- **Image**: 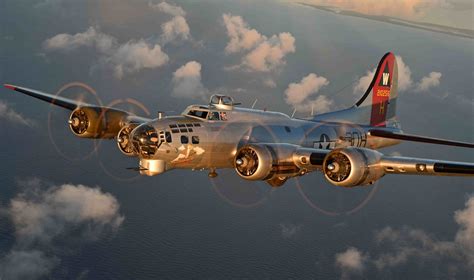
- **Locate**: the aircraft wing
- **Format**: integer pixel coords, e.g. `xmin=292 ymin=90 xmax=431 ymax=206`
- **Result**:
xmin=233 ymin=143 xmax=473 ymax=187
xmin=3 ymin=84 xmax=152 ymax=139
xmin=369 ymin=129 xmax=474 ymax=148
xmin=4 ymin=84 xmax=95 ymax=110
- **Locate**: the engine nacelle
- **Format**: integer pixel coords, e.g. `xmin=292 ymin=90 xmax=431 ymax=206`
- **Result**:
xmin=234 ymin=144 xmax=319 ymax=182
xmin=68 ymin=106 xmax=126 ymax=139
xmin=322 ymin=147 xmax=385 ymax=187
xmin=116 ymin=124 xmax=138 ymax=156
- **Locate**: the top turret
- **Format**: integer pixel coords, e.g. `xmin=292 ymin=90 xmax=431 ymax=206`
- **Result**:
xmin=209 ymin=94 xmax=237 ymax=110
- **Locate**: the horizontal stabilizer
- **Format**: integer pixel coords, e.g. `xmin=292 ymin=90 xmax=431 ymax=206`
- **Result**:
xmin=369 ymin=129 xmax=474 ymax=148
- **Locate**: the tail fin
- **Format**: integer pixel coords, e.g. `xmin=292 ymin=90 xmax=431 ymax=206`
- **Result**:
xmin=355 ymin=52 xmax=398 ymax=127
xmin=312 ymin=52 xmax=399 ymax=128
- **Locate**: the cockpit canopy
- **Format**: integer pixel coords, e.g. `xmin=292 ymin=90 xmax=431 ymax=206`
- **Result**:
xmin=182 ymin=94 xmax=236 ymax=121
xmin=184 ymin=107 xmax=229 ymax=121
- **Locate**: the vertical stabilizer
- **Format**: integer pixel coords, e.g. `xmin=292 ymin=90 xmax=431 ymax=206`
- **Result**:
xmin=313 ymin=52 xmax=399 ymax=128
xmin=355 ymin=52 xmax=398 ymax=127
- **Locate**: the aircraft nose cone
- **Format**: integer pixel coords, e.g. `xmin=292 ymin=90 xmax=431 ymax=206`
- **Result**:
xmin=236 ymin=158 xmax=244 ymax=166
xmin=130 ymin=123 xmax=159 ymax=157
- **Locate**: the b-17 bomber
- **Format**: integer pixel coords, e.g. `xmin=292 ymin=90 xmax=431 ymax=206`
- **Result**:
xmin=5 ymin=52 xmax=473 ymax=187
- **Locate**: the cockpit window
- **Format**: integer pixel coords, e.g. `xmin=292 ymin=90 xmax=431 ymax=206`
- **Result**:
xmin=207 ymin=111 xmax=228 ymax=121
xmin=187 ymin=110 xmax=208 ymax=119
xmin=165 ymin=131 xmax=172 ymax=143
xmin=208 ymin=111 xmax=220 ymax=121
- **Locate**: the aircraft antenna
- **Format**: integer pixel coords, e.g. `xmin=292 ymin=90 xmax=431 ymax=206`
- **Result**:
xmin=291 ymin=108 xmax=297 ymax=118
xmin=251 ymin=99 xmax=258 ymax=109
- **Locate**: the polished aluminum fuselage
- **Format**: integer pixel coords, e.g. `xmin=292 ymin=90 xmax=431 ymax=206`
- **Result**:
xmin=141 ymin=106 xmax=401 ymax=172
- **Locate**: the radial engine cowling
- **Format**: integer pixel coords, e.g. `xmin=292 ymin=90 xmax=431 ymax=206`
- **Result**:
xmin=68 ymin=106 xmax=126 ymax=139
xmin=116 ymin=124 xmax=138 ymax=156
xmin=323 ymin=147 xmax=385 ymax=187
xmin=234 ymin=144 xmax=314 ymax=181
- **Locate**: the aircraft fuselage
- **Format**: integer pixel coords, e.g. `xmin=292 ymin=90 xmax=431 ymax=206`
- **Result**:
xmin=133 ymin=106 xmax=401 ymax=176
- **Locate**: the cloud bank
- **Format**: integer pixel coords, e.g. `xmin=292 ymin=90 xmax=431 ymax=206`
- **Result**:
xmin=223 ymin=14 xmax=296 ymax=72
xmin=44 ymin=27 xmax=169 ymax=79
xmin=0 ymin=180 xmax=124 ymax=280
xmin=335 ymin=195 xmax=474 ymax=278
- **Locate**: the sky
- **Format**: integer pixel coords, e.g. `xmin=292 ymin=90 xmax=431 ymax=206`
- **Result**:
xmin=0 ymin=0 xmax=473 ymax=279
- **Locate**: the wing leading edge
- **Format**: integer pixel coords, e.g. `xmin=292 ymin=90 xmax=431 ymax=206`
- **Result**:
xmin=3 ymin=84 xmax=152 ymax=139
xmin=4 ymin=84 xmax=94 ymax=110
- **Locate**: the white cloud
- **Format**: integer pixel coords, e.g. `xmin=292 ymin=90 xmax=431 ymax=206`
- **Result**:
xmin=0 ymin=100 xmax=34 ymax=127
xmin=285 ymin=73 xmax=329 ymax=106
xmin=149 ymin=1 xmax=186 ymax=17
xmin=290 ymin=95 xmax=334 ymax=115
xmin=243 ymin=32 xmax=295 ymax=72
xmin=149 ymin=2 xmax=191 ymax=44
xmin=415 ymin=71 xmax=442 ymax=92
xmin=454 ymin=195 xmax=474 ymax=265
xmin=353 ymin=68 xmax=375 ymax=95
xmin=109 ymin=40 xmax=169 ymax=79
xmin=335 ymin=195 xmax=474 ymax=276
xmin=172 ymin=61 xmax=208 ymax=99
xmin=222 ymin=14 xmax=263 ymax=53
xmin=222 ymin=14 xmax=296 ymax=72
xmin=10 ymin=183 xmax=124 ymax=244
xmin=307 ymin=95 xmax=335 ymax=114
xmin=44 ymin=27 xmax=169 ymax=79
xmin=161 ymin=15 xmax=190 ymax=43
xmin=335 ymin=247 xmax=367 ymax=278
xmin=396 ymin=55 xmax=413 ymax=92
xmin=284 ymin=73 xmax=333 ymax=114
xmin=43 ymin=26 xmax=115 ymax=53
xmin=0 ymin=181 xmax=124 ymax=279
